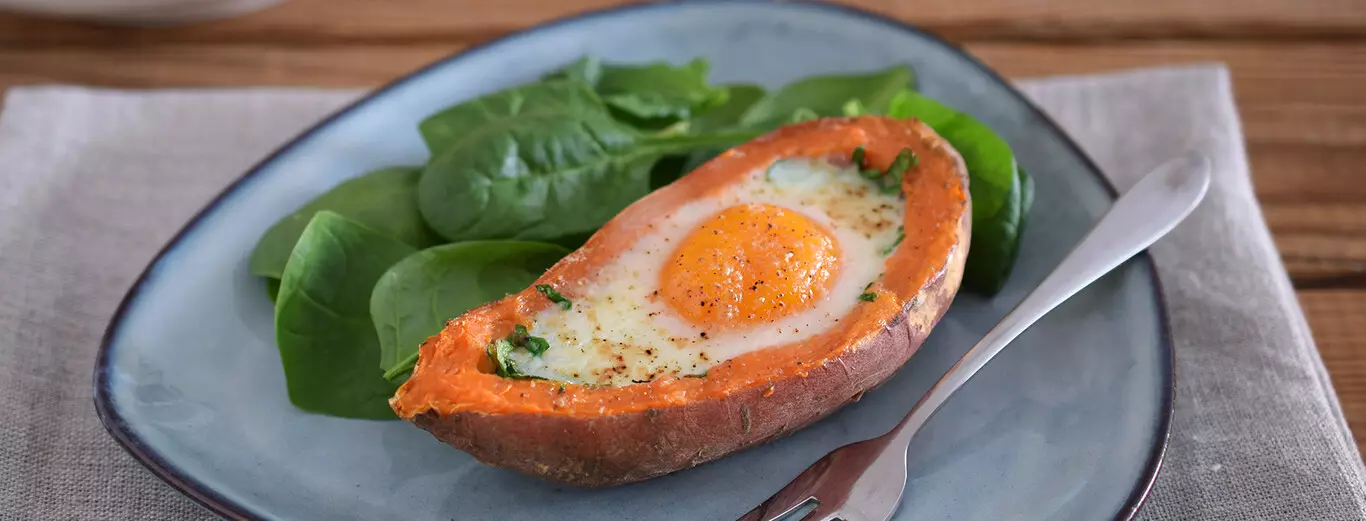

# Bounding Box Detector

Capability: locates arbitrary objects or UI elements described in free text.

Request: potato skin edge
[410,212,969,488]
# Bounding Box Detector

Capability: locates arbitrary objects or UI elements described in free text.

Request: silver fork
[738,151,1212,521]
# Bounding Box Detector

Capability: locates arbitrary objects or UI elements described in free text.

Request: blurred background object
[0,0,282,25]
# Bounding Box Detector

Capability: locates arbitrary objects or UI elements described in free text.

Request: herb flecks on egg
[486,324,554,378]
[507,157,904,386]
[851,145,919,195]
[883,226,905,256]
[535,284,572,310]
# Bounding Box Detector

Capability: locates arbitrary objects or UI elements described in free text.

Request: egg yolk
[660,203,840,328]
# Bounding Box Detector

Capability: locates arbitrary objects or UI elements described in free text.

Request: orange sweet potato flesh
[390,116,971,487]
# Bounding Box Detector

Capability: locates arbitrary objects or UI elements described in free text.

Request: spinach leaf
[550,56,728,125]
[598,58,728,123]
[788,107,820,124]
[649,154,693,191]
[371,241,569,382]
[960,168,1025,294]
[418,80,647,241]
[505,324,550,357]
[884,89,1030,294]
[417,80,754,243]
[886,90,1016,218]
[418,80,608,156]
[739,66,915,129]
[670,84,767,178]
[485,327,554,380]
[486,338,525,378]
[274,211,416,419]
[548,55,602,85]
[842,99,868,117]
[265,278,280,303]
[248,167,441,281]
[690,84,766,133]
[523,334,550,356]
[965,167,1035,294]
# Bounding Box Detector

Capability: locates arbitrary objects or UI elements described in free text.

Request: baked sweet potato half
[390,115,970,487]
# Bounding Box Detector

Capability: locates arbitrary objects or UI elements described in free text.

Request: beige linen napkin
[1,65,1362,520]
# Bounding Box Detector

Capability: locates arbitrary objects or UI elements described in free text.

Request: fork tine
[737,433,897,521]
[736,489,817,521]
[736,447,851,521]
[735,460,829,520]
[736,495,814,521]
[802,502,844,521]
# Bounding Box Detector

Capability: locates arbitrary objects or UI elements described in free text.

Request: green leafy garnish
[879,148,918,194]
[788,107,820,124]
[535,284,573,310]
[373,241,568,383]
[859,279,879,302]
[961,167,1033,295]
[885,89,1030,294]
[883,226,904,256]
[675,84,769,175]
[507,324,551,357]
[486,339,523,378]
[485,324,554,379]
[739,66,915,129]
[690,84,767,133]
[548,56,728,126]
[524,335,551,357]
[418,80,759,243]
[849,145,916,194]
[418,80,650,242]
[274,212,415,419]
[507,324,531,344]
[419,80,594,156]
[249,166,441,282]
[887,148,919,178]
[265,278,281,303]
[842,99,867,117]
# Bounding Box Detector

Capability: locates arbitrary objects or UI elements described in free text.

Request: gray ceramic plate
[95,2,1172,520]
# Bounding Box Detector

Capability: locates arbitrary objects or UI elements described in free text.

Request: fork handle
[888,151,1210,448]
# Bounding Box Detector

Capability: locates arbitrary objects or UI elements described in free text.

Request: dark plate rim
[92,1,1174,519]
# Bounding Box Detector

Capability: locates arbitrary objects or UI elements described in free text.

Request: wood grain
[1250,145,1366,203]
[0,44,452,89]
[3,0,1365,46]
[1300,290,1366,456]
[1271,202,1366,285]
[969,43,1366,147]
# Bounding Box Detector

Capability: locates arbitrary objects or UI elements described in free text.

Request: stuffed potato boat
[391,116,970,487]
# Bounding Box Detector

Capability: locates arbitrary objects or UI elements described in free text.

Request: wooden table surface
[2,0,1364,454]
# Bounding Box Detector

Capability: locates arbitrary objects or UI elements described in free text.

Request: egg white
[509,158,905,386]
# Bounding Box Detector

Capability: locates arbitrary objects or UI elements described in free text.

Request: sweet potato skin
[409,218,967,487]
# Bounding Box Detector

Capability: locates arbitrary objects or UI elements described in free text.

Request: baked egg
[509,156,905,386]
